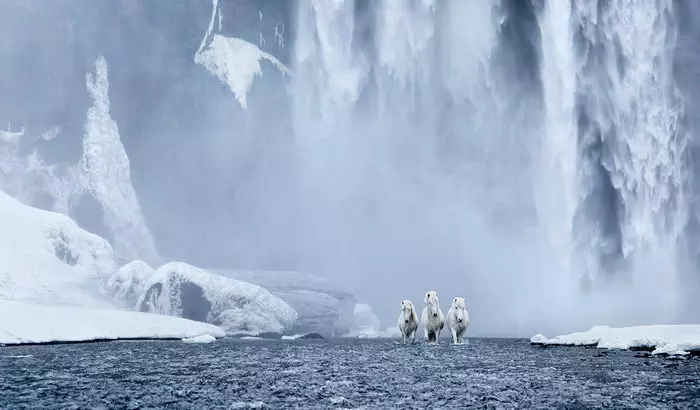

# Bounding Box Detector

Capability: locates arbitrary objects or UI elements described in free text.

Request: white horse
[421,290,445,343]
[447,297,470,344]
[397,300,419,343]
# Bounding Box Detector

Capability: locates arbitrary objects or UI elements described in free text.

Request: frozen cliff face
[80,56,159,265]
[136,262,298,336]
[105,260,154,305]
[212,269,357,337]
[0,190,116,308]
[0,56,159,266]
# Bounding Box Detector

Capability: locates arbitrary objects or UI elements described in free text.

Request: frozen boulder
[136,262,298,336]
[0,190,116,307]
[105,260,154,304]
[212,269,356,337]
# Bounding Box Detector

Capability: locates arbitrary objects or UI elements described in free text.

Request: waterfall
[536,0,690,323]
[290,0,693,331]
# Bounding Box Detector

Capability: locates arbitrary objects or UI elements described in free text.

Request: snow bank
[105,260,154,304]
[0,190,116,307]
[182,334,216,344]
[136,262,298,336]
[0,299,224,345]
[531,325,700,355]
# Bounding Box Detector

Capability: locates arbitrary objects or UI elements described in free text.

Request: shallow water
[1,338,699,408]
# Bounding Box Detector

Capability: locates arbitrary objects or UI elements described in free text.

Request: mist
[2,0,700,337]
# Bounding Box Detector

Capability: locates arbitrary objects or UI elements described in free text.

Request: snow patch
[136,262,298,336]
[531,325,700,355]
[182,334,216,344]
[0,299,224,345]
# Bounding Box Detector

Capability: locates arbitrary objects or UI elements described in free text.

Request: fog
[2,0,700,337]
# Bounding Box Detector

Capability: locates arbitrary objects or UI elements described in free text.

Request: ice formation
[105,260,154,304]
[80,56,159,264]
[194,0,289,109]
[532,325,700,356]
[213,269,356,336]
[182,334,217,344]
[136,262,298,336]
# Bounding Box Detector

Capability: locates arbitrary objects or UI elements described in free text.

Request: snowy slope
[136,262,298,336]
[531,325,700,355]
[0,299,224,345]
[0,190,116,307]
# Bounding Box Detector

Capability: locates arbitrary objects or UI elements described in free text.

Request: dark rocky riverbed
[1,338,699,408]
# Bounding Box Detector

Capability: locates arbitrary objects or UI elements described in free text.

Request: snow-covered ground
[0,299,224,345]
[531,325,700,355]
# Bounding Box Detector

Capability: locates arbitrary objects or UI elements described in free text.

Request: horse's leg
[451,327,458,344]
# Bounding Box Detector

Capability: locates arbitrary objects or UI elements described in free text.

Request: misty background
[2,0,700,337]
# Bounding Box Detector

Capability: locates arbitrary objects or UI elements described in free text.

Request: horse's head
[451,297,466,323]
[425,290,440,317]
[400,300,414,323]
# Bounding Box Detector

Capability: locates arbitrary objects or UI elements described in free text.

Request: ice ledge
[531,324,700,356]
[0,299,224,346]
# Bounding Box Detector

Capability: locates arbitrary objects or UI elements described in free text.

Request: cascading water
[290,0,694,333]
[536,0,691,324]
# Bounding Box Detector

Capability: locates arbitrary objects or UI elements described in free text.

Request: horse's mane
[409,306,419,323]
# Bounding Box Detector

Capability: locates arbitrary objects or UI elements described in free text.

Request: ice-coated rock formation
[136,262,298,336]
[105,260,154,304]
[0,56,159,266]
[212,269,356,337]
[0,190,116,307]
[194,0,290,109]
[80,56,159,265]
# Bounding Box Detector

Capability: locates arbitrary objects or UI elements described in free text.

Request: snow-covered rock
[531,325,700,356]
[0,190,116,307]
[182,334,217,344]
[105,260,154,304]
[136,262,298,336]
[213,269,356,337]
[194,0,289,109]
[0,299,224,345]
[80,56,159,265]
